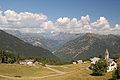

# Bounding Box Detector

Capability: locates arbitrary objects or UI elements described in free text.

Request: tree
[112,64,120,80]
[0,50,6,63]
[0,49,16,63]
[91,59,108,76]
[16,54,20,64]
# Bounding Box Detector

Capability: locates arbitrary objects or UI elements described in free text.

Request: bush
[112,64,120,80]
[91,59,108,76]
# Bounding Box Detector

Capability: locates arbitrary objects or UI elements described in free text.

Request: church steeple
[104,49,109,60]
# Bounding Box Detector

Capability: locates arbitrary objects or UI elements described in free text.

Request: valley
[3,29,120,62]
[0,0,120,80]
[5,30,81,52]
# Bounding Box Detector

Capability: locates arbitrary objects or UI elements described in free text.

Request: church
[90,49,117,72]
[104,49,117,72]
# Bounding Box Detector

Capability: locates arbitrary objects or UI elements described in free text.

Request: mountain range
[3,29,120,62]
[5,30,80,52]
[0,30,58,60]
[55,33,120,61]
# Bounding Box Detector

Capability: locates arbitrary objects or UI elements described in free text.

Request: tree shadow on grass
[90,73,104,76]
[14,75,22,78]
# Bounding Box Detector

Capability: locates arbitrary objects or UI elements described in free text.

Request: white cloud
[91,17,110,30]
[56,15,120,34]
[0,10,119,35]
[43,21,54,29]
[56,15,91,33]
[110,24,120,34]
[57,17,70,26]
[0,10,59,33]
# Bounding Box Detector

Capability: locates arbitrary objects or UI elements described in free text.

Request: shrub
[112,64,120,80]
[91,59,108,76]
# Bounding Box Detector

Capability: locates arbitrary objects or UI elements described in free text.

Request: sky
[0,0,120,34]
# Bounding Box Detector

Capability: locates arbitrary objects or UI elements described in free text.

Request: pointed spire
[105,49,109,54]
[104,49,109,60]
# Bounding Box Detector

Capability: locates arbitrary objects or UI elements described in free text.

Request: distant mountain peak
[55,33,120,61]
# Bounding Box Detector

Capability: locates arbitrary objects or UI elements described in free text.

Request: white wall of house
[90,57,100,64]
[73,62,77,64]
[77,60,83,64]
[107,61,117,72]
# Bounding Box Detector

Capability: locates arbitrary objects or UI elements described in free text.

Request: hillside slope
[0,30,58,59]
[55,33,120,61]
[5,30,81,52]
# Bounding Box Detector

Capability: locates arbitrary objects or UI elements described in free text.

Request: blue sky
[0,0,120,24]
[0,0,120,34]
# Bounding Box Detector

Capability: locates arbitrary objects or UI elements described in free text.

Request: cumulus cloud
[0,10,119,34]
[56,15,91,33]
[1,10,45,27]
[57,17,70,26]
[56,15,120,34]
[0,10,56,33]
[110,24,120,34]
[91,17,110,29]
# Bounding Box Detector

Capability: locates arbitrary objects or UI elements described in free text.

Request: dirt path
[45,66,65,74]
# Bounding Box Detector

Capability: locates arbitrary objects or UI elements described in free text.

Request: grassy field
[0,64,56,80]
[0,62,112,80]
[41,63,112,80]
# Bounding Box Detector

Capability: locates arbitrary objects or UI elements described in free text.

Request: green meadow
[0,62,112,80]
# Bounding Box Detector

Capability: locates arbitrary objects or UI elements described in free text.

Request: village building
[73,60,83,64]
[90,49,117,72]
[19,59,35,66]
[104,49,117,72]
[90,57,100,64]
[73,62,77,64]
[77,60,83,64]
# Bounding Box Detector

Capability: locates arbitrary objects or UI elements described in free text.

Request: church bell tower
[104,49,109,60]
